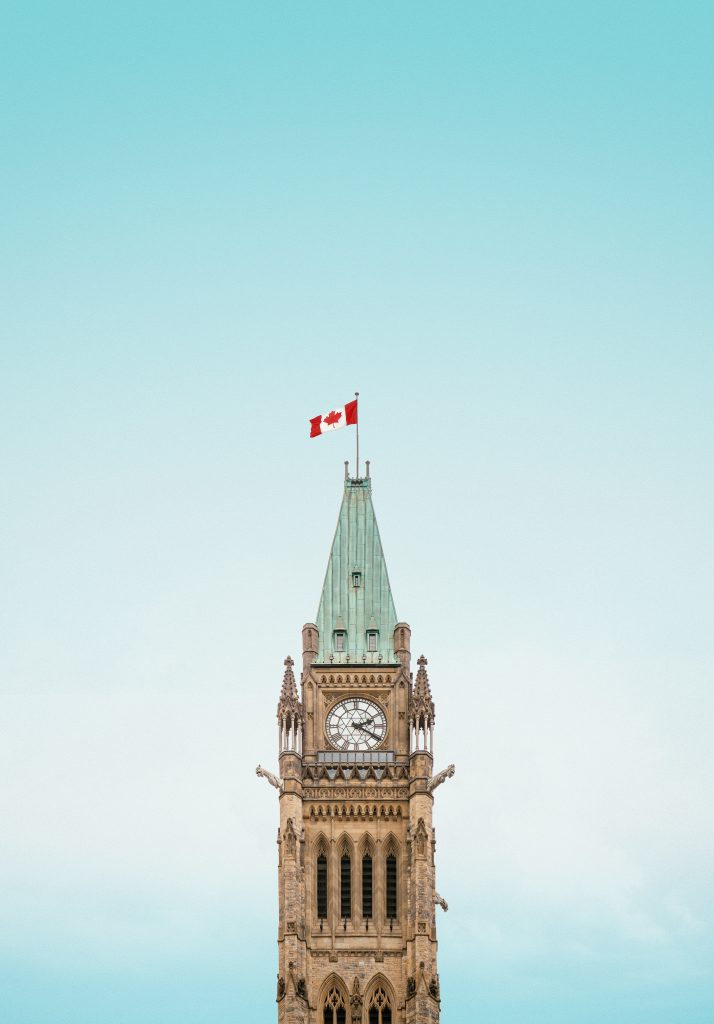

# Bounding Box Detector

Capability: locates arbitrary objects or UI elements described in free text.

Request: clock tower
[257,468,454,1024]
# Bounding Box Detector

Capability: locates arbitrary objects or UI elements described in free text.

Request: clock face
[326,698,387,751]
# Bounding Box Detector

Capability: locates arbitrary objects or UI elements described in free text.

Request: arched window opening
[324,985,346,1024]
[340,852,351,918]
[368,986,392,1024]
[385,853,397,920]
[362,853,373,918]
[317,852,328,920]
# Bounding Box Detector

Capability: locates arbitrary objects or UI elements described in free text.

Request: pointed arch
[359,832,376,857]
[382,831,400,857]
[336,832,355,857]
[364,974,395,1024]
[319,974,349,1024]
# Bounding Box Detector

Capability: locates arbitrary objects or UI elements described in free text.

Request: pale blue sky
[1,3,713,1022]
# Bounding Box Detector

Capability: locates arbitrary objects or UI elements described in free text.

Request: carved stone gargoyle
[256,764,283,792]
[426,763,455,793]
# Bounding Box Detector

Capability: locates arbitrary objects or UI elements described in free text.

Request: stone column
[394,623,412,758]
[394,622,411,672]
[278,749,307,1024]
[407,749,440,1024]
[301,624,318,756]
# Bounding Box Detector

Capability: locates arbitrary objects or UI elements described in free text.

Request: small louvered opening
[362,854,373,918]
[386,854,397,920]
[317,854,328,920]
[340,853,351,918]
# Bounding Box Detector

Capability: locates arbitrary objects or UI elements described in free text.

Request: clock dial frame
[325,697,387,751]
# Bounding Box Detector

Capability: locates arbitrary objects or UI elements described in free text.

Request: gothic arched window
[368,986,392,1024]
[324,985,346,1024]
[385,852,397,920]
[317,852,328,920]
[362,852,373,919]
[340,851,352,919]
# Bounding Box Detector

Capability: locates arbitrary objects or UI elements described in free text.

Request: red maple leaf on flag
[323,410,343,426]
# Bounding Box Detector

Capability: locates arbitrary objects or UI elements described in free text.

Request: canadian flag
[309,398,358,438]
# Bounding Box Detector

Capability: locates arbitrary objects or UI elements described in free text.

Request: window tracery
[324,985,347,1024]
[368,986,392,1024]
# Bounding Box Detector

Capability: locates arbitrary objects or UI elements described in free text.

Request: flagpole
[355,391,359,479]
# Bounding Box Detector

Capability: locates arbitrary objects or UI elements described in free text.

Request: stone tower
[257,470,454,1024]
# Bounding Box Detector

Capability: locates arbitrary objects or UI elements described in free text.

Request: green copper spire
[315,474,398,665]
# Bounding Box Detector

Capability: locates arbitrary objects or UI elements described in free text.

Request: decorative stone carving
[427,763,455,793]
[434,892,448,912]
[415,817,428,856]
[276,975,285,1001]
[284,817,297,856]
[256,764,283,792]
[350,977,362,1023]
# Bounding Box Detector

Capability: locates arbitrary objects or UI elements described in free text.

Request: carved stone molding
[308,803,404,819]
[319,673,393,687]
[304,786,408,800]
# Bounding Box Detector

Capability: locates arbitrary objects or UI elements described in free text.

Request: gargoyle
[256,764,283,792]
[426,763,455,793]
[434,892,448,912]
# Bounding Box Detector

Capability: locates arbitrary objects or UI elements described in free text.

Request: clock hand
[355,722,382,741]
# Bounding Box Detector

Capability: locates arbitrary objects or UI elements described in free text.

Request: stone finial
[411,655,434,717]
[410,655,435,751]
[414,656,432,700]
[277,655,303,754]
[278,655,301,713]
